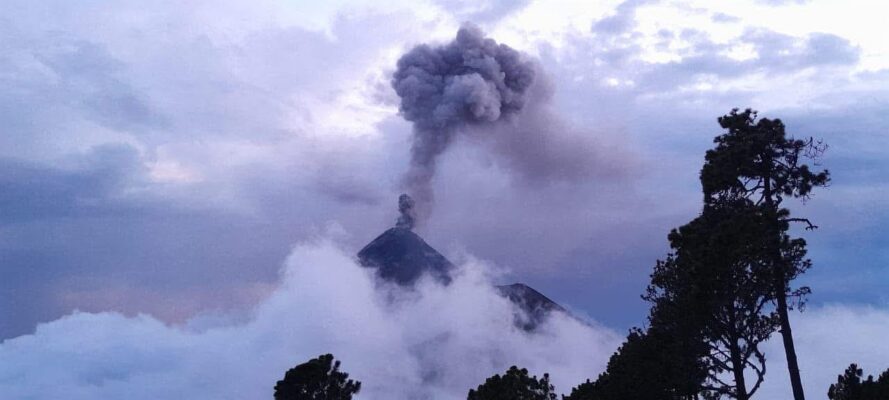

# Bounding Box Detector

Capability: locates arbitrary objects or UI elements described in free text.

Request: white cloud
[3,238,888,399]
[683,0,889,71]
[757,305,889,398]
[0,238,621,399]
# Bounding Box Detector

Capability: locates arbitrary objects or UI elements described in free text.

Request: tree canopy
[701,108,829,206]
[274,354,361,400]
[564,327,707,400]
[645,201,782,399]
[567,108,830,400]
[467,366,557,400]
[828,364,889,400]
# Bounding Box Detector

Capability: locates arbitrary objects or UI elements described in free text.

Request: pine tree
[467,366,557,400]
[700,108,829,400]
[827,364,889,400]
[645,201,781,399]
[564,326,708,400]
[274,354,361,400]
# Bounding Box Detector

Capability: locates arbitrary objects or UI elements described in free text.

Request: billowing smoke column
[392,24,537,219]
[396,193,416,230]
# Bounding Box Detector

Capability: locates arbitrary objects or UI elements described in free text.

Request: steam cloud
[0,237,620,399]
[3,239,889,398]
[392,24,537,218]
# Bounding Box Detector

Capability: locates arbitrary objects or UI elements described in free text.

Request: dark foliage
[701,108,830,206]
[567,108,830,400]
[468,366,557,400]
[646,201,783,399]
[699,108,829,400]
[700,108,827,305]
[564,326,708,400]
[274,354,361,400]
[827,364,889,400]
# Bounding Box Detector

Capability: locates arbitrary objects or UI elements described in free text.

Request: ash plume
[392,24,537,218]
[396,193,416,230]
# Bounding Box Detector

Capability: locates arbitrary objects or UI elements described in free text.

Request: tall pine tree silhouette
[700,108,829,400]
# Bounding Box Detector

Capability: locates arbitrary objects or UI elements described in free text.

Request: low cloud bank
[0,238,620,399]
[3,237,887,399]
[757,305,889,399]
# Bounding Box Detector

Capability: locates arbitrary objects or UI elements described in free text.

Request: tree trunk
[776,277,806,400]
[764,166,806,400]
[729,337,749,400]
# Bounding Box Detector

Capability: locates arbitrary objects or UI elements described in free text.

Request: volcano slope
[357,197,567,331]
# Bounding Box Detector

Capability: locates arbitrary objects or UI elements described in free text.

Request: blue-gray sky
[2,0,888,335]
[1,0,888,396]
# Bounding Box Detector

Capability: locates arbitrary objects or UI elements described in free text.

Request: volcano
[358,195,566,330]
[357,226,453,285]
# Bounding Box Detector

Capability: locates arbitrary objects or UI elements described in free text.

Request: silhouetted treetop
[274,354,361,400]
[828,363,889,400]
[564,327,707,400]
[467,366,556,400]
[701,108,829,206]
[700,108,830,400]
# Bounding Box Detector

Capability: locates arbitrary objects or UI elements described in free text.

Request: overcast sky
[1,0,888,396]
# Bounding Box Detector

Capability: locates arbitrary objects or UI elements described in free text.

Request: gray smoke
[396,193,416,230]
[392,24,537,217]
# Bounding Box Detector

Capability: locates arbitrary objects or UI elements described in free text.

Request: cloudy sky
[1,0,888,397]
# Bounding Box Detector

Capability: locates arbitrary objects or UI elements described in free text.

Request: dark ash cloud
[392,24,537,217]
[392,24,635,222]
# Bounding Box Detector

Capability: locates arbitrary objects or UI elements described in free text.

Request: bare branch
[783,217,818,230]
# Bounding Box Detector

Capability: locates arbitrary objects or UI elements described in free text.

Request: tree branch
[784,217,818,230]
